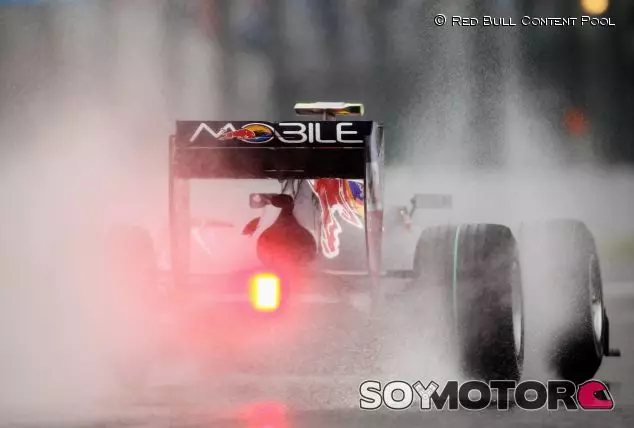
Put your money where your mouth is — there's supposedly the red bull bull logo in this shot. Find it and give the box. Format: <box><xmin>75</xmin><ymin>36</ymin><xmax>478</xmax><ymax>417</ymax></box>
<box><xmin>219</xmin><ymin>123</ymin><xmax>275</xmax><ymax>144</ymax></box>
<box><xmin>309</xmin><ymin>179</ymin><xmax>365</xmax><ymax>258</ymax></box>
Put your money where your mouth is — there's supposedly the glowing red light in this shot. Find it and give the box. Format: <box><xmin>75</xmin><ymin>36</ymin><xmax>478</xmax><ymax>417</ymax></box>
<box><xmin>249</xmin><ymin>272</ymin><xmax>281</xmax><ymax>312</ymax></box>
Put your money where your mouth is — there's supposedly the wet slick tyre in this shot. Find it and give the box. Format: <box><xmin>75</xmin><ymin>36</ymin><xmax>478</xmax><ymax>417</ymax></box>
<box><xmin>520</xmin><ymin>219</ymin><xmax>605</xmax><ymax>384</ymax></box>
<box><xmin>413</xmin><ymin>224</ymin><xmax>524</xmax><ymax>381</ymax></box>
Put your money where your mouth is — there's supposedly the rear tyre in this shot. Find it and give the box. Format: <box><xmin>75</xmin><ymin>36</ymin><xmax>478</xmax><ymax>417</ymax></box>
<box><xmin>413</xmin><ymin>224</ymin><xmax>524</xmax><ymax>381</ymax></box>
<box><xmin>520</xmin><ymin>219</ymin><xmax>605</xmax><ymax>384</ymax></box>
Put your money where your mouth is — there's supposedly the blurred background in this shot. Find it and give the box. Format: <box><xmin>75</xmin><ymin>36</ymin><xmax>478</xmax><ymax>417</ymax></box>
<box><xmin>1</xmin><ymin>0</ymin><xmax>633</xmax><ymax>163</ymax></box>
<box><xmin>0</xmin><ymin>0</ymin><xmax>634</xmax><ymax>422</ymax></box>
<box><xmin>1</xmin><ymin>0</ymin><xmax>632</xmax><ymax>271</ymax></box>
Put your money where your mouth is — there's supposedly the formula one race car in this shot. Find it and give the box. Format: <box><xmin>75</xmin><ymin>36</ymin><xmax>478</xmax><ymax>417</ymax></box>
<box><xmin>106</xmin><ymin>102</ymin><xmax>620</xmax><ymax>385</ymax></box>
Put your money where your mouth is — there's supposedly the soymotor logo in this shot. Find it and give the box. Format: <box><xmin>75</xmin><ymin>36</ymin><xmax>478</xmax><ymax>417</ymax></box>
<box><xmin>359</xmin><ymin>379</ymin><xmax>614</xmax><ymax>411</ymax></box>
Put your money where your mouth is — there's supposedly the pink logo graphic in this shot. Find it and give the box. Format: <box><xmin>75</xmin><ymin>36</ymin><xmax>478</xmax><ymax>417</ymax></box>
<box><xmin>577</xmin><ymin>380</ymin><xmax>614</xmax><ymax>410</ymax></box>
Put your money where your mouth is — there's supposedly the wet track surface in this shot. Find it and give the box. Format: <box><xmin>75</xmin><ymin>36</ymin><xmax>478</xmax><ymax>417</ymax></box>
<box><xmin>1</xmin><ymin>282</ymin><xmax>633</xmax><ymax>428</ymax></box>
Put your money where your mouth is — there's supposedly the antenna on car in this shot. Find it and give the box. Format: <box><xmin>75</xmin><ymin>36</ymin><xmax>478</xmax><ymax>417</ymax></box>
<box><xmin>294</xmin><ymin>102</ymin><xmax>365</xmax><ymax>121</ymax></box>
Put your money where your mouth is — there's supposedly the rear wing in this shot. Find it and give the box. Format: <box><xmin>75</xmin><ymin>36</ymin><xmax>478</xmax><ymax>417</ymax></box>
<box><xmin>170</xmin><ymin>120</ymin><xmax>376</xmax><ymax>179</ymax></box>
<box><xmin>168</xmin><ymin>103</ymin><xmax>385</xmax><ymax>282</ymax></box>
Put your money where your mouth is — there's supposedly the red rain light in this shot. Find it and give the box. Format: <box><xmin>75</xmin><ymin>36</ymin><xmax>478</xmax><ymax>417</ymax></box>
<box><xmin>249</xmin><ymin>272</ymin><xmax>281</xmax><ymax>312</ymax></box>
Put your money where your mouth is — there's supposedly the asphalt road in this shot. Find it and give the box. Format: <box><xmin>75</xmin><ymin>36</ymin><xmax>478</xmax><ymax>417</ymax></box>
<box><xmin>1</xmin><ymin>281</ymin><xmax>632</xmax><ymax>428</ymax></box>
